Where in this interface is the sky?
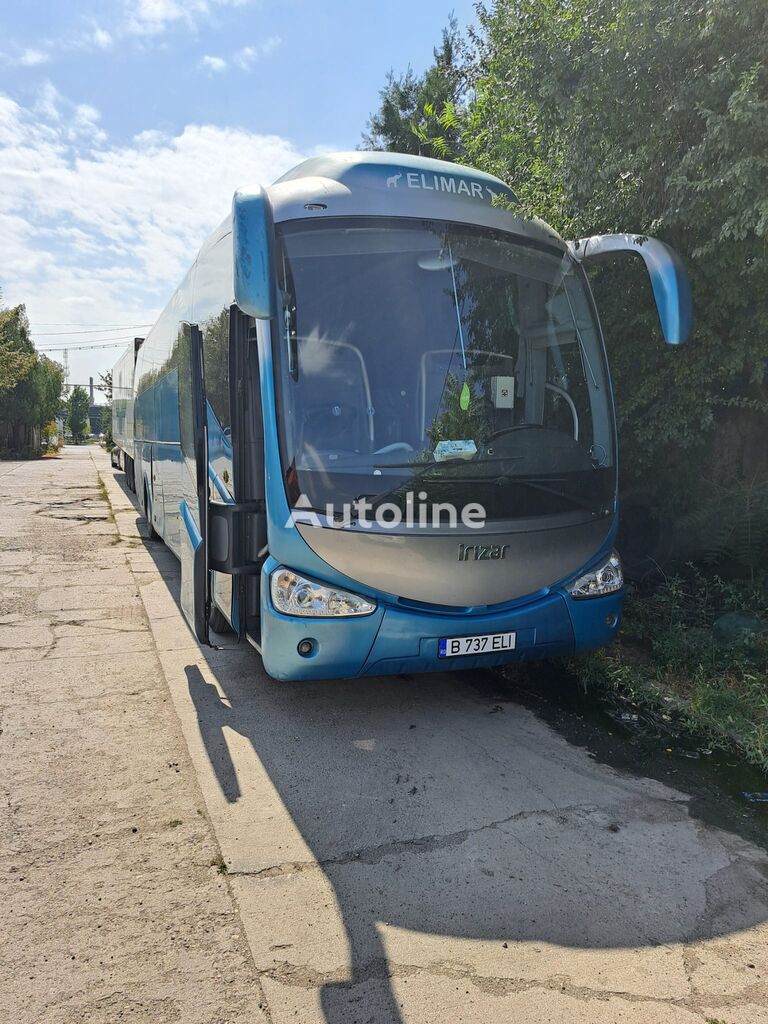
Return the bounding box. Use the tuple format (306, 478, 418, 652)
(0, 0, 477, 394)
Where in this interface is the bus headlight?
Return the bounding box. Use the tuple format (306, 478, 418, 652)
(566, 551, 623, 599)
(270, 568, 377, 617)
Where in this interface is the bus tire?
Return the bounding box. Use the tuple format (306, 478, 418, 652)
(143, 483, 161, 542)
(124, 455, 136, 494)
(209, 604, 233, 634)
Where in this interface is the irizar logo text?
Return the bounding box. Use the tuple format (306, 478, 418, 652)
(458, 543, 510, 562)
(387, 170, 500, 202)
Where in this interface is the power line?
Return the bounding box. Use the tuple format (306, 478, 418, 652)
(30, 321, 152, 327)
(38, 339, 134, 352)
(31, 325, 152, 336)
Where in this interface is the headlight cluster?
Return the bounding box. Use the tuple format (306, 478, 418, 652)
(270, 568, 376, 618)
(566, 551, 623, 599)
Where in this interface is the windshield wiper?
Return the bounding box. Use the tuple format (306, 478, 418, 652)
(517, 477, 610, 516)
(360, 457, 469, 507)
(365, 456, 525, 507)
(371, 455, 522, 470)
(560, 281, 599, 389)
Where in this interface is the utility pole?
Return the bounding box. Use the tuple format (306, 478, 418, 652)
(62, 348, 70, 396)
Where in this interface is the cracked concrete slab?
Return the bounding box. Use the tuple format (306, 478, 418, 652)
(259, 968, 709, 1024)
(36, 584, 141, 612)
(94, 448, 768, 1023)
(0, 449, 269, 1024)
(103, 452, 768, 1019)
(6, 446, 768, 1024)
(2, 650, 164, 702)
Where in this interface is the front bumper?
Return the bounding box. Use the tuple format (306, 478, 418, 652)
(258, 570, 623, 681)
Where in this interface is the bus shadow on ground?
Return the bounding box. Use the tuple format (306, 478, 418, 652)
(115, 474, 768, 1024)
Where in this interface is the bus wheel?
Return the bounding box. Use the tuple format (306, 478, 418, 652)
(209, 604, 233, 634)
(143, 484, 161, 542)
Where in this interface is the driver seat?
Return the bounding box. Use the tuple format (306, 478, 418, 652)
(295, 337, 372, 454)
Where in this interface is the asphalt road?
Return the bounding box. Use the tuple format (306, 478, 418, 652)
(2, 446, 768, 1023)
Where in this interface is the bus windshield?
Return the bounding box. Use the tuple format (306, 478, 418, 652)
(274, 217, 615, 525)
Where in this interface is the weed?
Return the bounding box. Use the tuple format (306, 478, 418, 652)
(210, 853, 228, 874)
(169, 819, 183, 829)
(95, 473, 116, 526)
(569, 570, 768, 771)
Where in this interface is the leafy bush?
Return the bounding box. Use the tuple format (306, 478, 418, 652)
(674, 479, 768, 578)
(572, 569, 768, 768)
(41, 421, 63, 453)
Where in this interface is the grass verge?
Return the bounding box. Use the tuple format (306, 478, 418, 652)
(95, 472, 117, 526)
(565, 569, 768, 772)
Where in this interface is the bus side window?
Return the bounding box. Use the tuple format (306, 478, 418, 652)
(195, 232, 234, 438)
(202, 306, 231, 434)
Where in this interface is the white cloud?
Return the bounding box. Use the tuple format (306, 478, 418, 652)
(89, 28, 114, 50)
(133, 128, 170, 147)
(198, 37, 282, 75)
(0, 86, 309, 384)
(125, 0, 254, 36)
(33, 81, 62, 122)
(126, 0, 199, 35)
(233, 36, 281, 69)
(2, 24, 113, 65)
(201, 54, 227, 72)
(18, 48, 51, 67)
(75, 103, 100, 124)
(5, 2, 253, 69)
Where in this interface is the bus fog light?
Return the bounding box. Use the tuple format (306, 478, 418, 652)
(567, 552, 623, 600)
(297, 639, 314, 656)
(271, 568, 376, 618)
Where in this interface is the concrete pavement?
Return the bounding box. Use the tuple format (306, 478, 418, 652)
(0, 448, 268, 1023)
(3, 446, 768, 1023)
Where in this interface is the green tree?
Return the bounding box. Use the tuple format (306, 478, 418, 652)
(362, 18, 467, 159)
(461, 0, 768, 518)
(0, 309, 37, 398)
(98, 370, 114, 446)
(66, 386, 90, 443)
(99, 369, 113, 403)
(363, 0, 768, 567)
(0, 304, 64, 455)
(100, 404, 113, 446)
(38, 356, 64, 427)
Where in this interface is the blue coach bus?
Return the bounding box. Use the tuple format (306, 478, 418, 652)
(111, 151, 691, 681)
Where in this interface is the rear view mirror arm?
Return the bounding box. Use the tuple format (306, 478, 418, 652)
(567, 233, 692, 345)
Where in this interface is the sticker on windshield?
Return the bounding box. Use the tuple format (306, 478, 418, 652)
(433, 440, 477, 462)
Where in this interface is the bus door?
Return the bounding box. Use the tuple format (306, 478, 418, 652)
(177, 321, 265, 646)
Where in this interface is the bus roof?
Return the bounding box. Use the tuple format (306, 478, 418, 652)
(267, 151, 565, 249)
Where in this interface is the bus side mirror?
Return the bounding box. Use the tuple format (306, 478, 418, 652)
(568, 233, 692, 345)
(233, 186, 276, 320)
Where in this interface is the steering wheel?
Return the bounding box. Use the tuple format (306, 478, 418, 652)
(373, 442, 415, 456)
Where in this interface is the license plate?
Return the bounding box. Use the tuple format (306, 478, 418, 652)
(438, 631, 516, 658)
